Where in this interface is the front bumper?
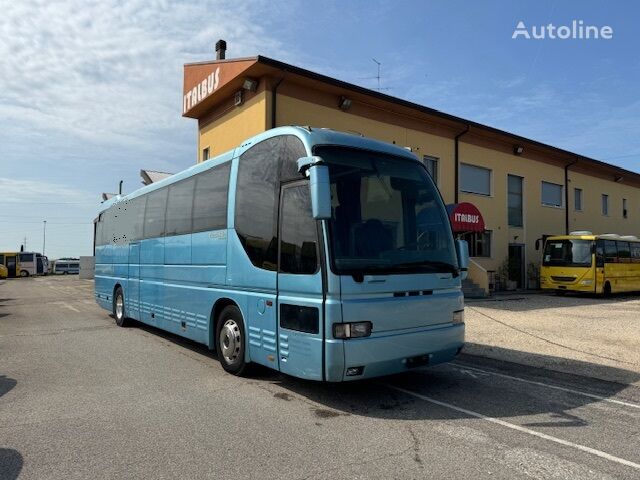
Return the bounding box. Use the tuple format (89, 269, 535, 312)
(326, 322, 465, 381)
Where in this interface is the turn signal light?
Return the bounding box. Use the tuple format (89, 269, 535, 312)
(333, 322, 372, 339)
(453, 310, 465, 324)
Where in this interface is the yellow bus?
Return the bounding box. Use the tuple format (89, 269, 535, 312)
(0, 252, 20, 278)
(540, 232, 640, 295)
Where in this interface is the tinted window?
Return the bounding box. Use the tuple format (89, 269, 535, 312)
(280, 185, 318, 274)
(129, 196, 146, 241)
(102, 209, 114, 244)
(604, 240, 617, 263)
(461, 164, 491, 196)
(235, 138, 281, 270)
(602, 194, 609, 215)
(95, 216, 104, 246)
(0, 255, 4, 265)
(112, 197, 145, 244)
(19, 253, 33, 262)
(617, 241, 631, 261)
(193, 163, 230, 232)
(280, 135, 307, 182)
(631, 243, 640, 261)
(166, 178, 195, 236)
(322, 146, 457, 275)
(144, 188, 168, 238)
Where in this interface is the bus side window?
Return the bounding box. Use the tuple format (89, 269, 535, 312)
(604, 240, 618, 264)
(595, 240, 605, 268)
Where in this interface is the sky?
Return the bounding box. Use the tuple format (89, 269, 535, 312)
(1, 0, 638, 259)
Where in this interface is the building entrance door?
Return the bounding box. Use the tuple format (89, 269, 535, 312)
(508, 244, 525, 289)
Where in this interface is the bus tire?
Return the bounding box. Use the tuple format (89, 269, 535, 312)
(113, 286, 130, 327)
(19, 270, 29, 277)
(603, 282, 612, 297)
(216, 305, 249, 376)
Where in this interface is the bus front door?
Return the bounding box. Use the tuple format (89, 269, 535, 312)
(6, 255, 17, 278)
(277, 183, 325, 380)
(128, 243, 140, 320)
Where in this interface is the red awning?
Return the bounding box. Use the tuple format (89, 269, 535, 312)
(447, 202, 485, 233)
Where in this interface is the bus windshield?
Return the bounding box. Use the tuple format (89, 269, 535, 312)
(543, 239, 593, 267)
(319, 146, 458, 276)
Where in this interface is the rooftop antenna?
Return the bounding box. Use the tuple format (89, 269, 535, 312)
(357, 59, 392, 92)
(372, 58, 381, 91)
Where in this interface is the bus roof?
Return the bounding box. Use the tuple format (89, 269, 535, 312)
(98, 126, 417, 214)
(546, 234, 640, 241)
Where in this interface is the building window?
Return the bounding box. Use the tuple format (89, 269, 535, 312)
(507, 175, 523, 227)
(423, 155, 438, 185)
(461, 163, 491, 196)
(574, 188, 583, 211)
(202, 147, 210, 161)
(623, 198, 628, 218)
(541, 181, 563, 207)
(461, 230, 491, 257)
(602, 194, 609, 216)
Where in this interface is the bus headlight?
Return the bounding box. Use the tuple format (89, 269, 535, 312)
(333, 322, 372, 339)
(580, 279, 593, 285)
(453, 310, 465, 324)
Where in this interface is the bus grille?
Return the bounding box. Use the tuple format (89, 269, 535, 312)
(551, 276, 576, 282)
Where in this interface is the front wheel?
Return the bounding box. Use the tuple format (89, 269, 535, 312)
(216, 305, 249, 376)
(113, 287, 130, 327)
(603, 282, 612, 297)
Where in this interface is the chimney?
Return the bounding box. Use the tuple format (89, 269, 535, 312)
(215, 39, 227, 60)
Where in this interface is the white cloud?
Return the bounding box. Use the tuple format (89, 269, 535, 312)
(0, 177, 95, 204)
(0, 0, 284, 147)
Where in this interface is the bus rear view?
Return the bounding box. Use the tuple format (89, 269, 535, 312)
(95, 127, 468, 382)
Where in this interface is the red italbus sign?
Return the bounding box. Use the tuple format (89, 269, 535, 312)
(447, 202, 485, 233)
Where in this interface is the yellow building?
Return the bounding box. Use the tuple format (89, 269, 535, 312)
(182, 41, 640, 293)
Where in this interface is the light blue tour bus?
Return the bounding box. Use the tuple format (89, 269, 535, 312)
(94, 126, 468, 381)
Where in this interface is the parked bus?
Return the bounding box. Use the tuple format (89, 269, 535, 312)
(17, 252, 47, 276)
(0, 252, 20, 278)
(540, 232, 640, 295)
(53, 260, 80, 275)
(94, 127, 468, 381)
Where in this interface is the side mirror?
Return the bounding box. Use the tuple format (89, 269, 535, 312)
(297, 156, 332, 220)
(455, 239, 469, 281)
(535, 238, 541, 251)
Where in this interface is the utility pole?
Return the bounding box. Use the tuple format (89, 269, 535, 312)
(23, 236, 27, 251)
(43, 220, 47, 256)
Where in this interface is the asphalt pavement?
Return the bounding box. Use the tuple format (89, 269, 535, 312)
(1, 276, 639, 479)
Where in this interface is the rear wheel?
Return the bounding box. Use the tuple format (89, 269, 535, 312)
(216, 305, 249, 376)
(19, 270, 29, 277)
(113, 287, 130, 327)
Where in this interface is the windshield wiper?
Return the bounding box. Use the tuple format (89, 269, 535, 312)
(394, 260, 459, 277)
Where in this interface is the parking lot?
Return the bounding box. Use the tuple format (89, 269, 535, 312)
(1, 276, 639, 479)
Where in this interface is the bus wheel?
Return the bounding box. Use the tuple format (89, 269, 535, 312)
(603, 282, 612, 297)
(113, 287, 130, 327)
(19, 270, 29, 277)
(216, 305, 248, 376)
